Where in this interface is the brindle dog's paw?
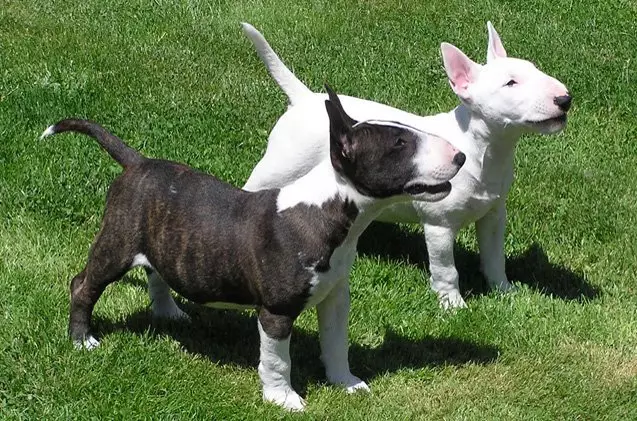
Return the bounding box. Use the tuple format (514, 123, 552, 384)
(74, 334, 100, 350)
(439, 290, 468, 310)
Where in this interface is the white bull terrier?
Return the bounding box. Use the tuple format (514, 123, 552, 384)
(241, 22, 571, 309)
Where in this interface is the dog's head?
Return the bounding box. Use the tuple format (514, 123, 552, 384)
(441, 22, 571, 135)
(324, 84, 465, 202)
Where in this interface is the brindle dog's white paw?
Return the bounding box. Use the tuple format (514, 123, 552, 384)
(74, 335, 100, 350)
(344, 378, 370, 394)
(263, 387, 306, 411)
(439, 290, 467, 310)
(328, 372, 370, 393)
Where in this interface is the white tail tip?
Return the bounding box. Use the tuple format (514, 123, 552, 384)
(241, 22, 256, 32)
(240, 22, 261, 39)
(40, 125, 55, 140)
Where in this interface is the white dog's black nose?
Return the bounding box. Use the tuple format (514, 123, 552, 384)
(453, 152, 466, 167)
(554, 95, 572, 112)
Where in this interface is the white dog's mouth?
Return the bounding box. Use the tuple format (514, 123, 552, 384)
(526, 113, 567, 134)
(404, 181, 452, 201)
(541, 114, 567, 124)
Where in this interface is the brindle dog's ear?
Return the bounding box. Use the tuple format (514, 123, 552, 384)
(324, 84, 357, 128)
(324, 84, 358, 172)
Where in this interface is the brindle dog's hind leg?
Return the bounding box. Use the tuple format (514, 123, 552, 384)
(69, 229, 134, 350)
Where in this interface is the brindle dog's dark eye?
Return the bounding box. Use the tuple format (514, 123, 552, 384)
(505, 79, 517, 87)
(394, 137, 406, 148)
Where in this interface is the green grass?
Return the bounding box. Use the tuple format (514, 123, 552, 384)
(1, 0, 637, 419)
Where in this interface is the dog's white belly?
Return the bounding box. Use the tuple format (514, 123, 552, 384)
(304, 243, 357, 309)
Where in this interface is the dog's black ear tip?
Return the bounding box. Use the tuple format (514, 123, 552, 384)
(324, 98, 331, 109)
(323, 85, 357, 128)
(324, 83, 338, 101)
(324, 98, 337, 118)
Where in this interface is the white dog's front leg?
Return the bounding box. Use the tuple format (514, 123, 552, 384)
(257, 316, 305, 411)
(316, 280, 369, 393)
(424, 224, 466, 309)
(475, 202, 514, 292)
(147, 270, 190, 321)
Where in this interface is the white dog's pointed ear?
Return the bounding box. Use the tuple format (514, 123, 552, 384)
(486, 21, 507, 63)
(441, 42, 479, 101)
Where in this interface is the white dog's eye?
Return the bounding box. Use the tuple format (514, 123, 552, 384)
(505, 79, 517, 87)
(394, 137, 406, 148)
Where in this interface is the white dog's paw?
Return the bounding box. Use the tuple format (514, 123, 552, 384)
(263, 387, 306, 411)
(438, 290, 467, 310)
(328, 372, 370, 393)
(74, 335, 100, 350)
(152, 302, 191, 322)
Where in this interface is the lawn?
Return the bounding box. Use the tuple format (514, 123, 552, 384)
(1, 0, 637, 419)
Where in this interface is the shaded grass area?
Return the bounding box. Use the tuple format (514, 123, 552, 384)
(1, 0, 637, 419)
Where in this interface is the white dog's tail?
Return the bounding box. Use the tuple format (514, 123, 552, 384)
(241, 22, 313, 106)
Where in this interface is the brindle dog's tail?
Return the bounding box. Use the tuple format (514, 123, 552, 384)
(40, 119, 143, 168)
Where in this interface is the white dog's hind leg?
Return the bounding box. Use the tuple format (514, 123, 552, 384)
(317, 280, 369, 393)
(475, 203, 515, 292)
(147, 270, 190, 321)
(258, 319, 306, 411)
(424, 224, 467, 309)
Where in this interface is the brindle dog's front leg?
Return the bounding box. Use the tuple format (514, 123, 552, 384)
(257, 308, 305, 411)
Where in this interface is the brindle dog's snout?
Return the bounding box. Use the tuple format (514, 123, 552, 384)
(554, 95, 572, 112)
(452, 152, 466, 168)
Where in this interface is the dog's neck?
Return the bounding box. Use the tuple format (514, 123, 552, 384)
(277, 160, 406, 242)
(427, 104, 522, 188)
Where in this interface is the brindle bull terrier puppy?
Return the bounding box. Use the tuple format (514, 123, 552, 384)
(41, 86, 465, 411)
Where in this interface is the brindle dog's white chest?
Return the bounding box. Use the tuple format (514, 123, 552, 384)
(304, 243, 357, 309)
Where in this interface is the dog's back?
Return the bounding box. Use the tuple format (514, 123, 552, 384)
(102, 159, 276, 304)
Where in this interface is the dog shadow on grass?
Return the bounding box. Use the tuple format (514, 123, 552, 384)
(357, 222, 600, 302)
(94, 301, 499, 396)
